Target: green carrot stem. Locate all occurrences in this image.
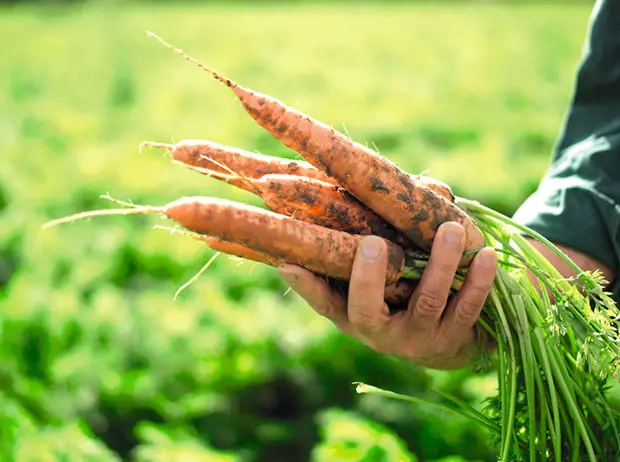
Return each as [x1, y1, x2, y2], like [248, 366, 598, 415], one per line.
[490, 286, 518, 461]
[547, 348, 597, 461]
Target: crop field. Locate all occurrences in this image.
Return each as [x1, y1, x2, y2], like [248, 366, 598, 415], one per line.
[0, 2, 610, 461]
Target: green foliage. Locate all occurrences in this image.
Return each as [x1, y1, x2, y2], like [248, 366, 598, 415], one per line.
[0, 1, 609, 461]
[312, 409, 416, 462]
[13, 421, 121, 462]
[312, 409, 483, 462]
[133, 423, 240, 462]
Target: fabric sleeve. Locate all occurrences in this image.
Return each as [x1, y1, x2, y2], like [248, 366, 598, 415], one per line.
[512, 0, 620, 302]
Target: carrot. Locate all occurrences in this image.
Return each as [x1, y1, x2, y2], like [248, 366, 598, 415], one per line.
[147, 33, 484, 264]
[161, 223, 415, 306]
[178, 224, 417, 308]
[45, 196, 405, 284]
[412, 175, 454, 202]
[142, 139, 339, 186]
[197, 228, 419, 309]
[177, 162, 412, 247]
[200, 230, 417, 307]
[155, 225, 284, 266]
[203, 236, 284, 267]
[142, 139, 454, 202]
[164, 197, 405, 283]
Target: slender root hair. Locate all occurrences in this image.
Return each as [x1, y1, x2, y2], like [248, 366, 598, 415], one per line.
[146, 31, 236, 87]
[42, 195, 162, 229]
[171, 160, 261, 196]
[139, 141, 174, 153]
[153, 224, 210, 246]
[197, 154, 239, 177]
[173, 251, 221, 301]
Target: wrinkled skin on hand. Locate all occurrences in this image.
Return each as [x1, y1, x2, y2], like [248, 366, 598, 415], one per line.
[278, 222, 498, 370]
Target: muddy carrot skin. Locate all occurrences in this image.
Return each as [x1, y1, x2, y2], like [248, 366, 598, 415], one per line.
[231, 92, 484, 262]
[145, 139, 454, 202]
[413, 175, 455, 202]
[147, 34, 483, 264]
[202, 236, 284, 267]
[195, 232, 414, 306]
[162, 197, 405, 284]
[144, 139, 339, 185]
[178, 165, 412, 247]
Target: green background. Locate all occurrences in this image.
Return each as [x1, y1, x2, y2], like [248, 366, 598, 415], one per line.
[0, 2, 607, 461]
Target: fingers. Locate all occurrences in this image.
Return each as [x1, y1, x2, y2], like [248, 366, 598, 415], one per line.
[278, 235, 392, 339]
[409, 222, 465, 330]
[441, 247, 497, 341]
[278, 264, 349, 331]
[347, 235, 391, 335]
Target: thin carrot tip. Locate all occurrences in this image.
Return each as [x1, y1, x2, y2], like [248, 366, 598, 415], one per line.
[145, 30, 236, 88]
[139, 141, 173, 154]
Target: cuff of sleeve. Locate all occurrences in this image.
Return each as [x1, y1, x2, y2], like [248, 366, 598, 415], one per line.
[513, 181, 620, 303]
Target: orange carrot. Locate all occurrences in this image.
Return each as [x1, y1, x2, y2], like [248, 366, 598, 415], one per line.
[163, 224, 415, 305]
[199, 228, 417, 306]
[147, 33, 484, 264]
[142, 139, 339, 186]
[45, 196, 406, 284]
[206, 237, 283, 266]
[162, 197, 405, 283]
[156, 225, 284, 266]
[178, 164, 412, 247]
[142, 139, 454, 202]
[413, 175, 455, 202]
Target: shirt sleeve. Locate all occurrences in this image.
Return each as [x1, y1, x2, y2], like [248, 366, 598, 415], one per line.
[512, 0, 620, 302]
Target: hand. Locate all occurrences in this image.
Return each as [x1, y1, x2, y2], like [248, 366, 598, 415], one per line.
[278, 222, 498, 370]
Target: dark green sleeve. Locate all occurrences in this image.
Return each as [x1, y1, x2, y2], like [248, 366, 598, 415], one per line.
[512, 0, 620, 302]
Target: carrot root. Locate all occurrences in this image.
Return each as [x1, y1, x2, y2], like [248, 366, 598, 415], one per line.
[140, 141, 174, 153]
[173, 251, 220, 301]
[147, 34, 483, 264]
[147, 138, 339, 186]
[176, 162, 412, 246]
[42, 202, 161, 229]
[44, 194, 405, 284]
[163, 196, 405, 284]
[146, 31, 234, 87]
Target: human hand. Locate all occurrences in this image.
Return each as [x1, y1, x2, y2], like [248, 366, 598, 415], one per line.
[278, 222, 498, 370]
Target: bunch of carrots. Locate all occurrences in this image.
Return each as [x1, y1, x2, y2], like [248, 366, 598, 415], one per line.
[45, 33, 620, 461]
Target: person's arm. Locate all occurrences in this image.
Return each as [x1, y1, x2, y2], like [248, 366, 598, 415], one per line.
[513, 0, 620, 300]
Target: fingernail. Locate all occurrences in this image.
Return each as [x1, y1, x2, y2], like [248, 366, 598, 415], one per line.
[278, 265, 299, 286]
[479, 249, 497, 268]
[361, 237, 383, 262]
[442, 224, 463, 246]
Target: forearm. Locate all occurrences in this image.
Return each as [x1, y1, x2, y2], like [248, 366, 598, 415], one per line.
[512, 0, 620, 304]
[528, 239, 616, 289]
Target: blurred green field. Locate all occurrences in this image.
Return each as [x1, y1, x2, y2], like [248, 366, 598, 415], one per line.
[0, 2, 595, 461]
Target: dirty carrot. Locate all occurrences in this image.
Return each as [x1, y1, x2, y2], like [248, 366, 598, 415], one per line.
[164, 197, 405, 283]
[412, 175, 455, 202]
[141, 139, 339, 185]
[142, 139, 453, 202]
[158, 223, 417, 307]
[177, 162, 412, 246]
[44, 196, 406, 284]
[157, 224, 285, 267]
[202, 236, 284, 267]
[147, 32, 483, 264]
